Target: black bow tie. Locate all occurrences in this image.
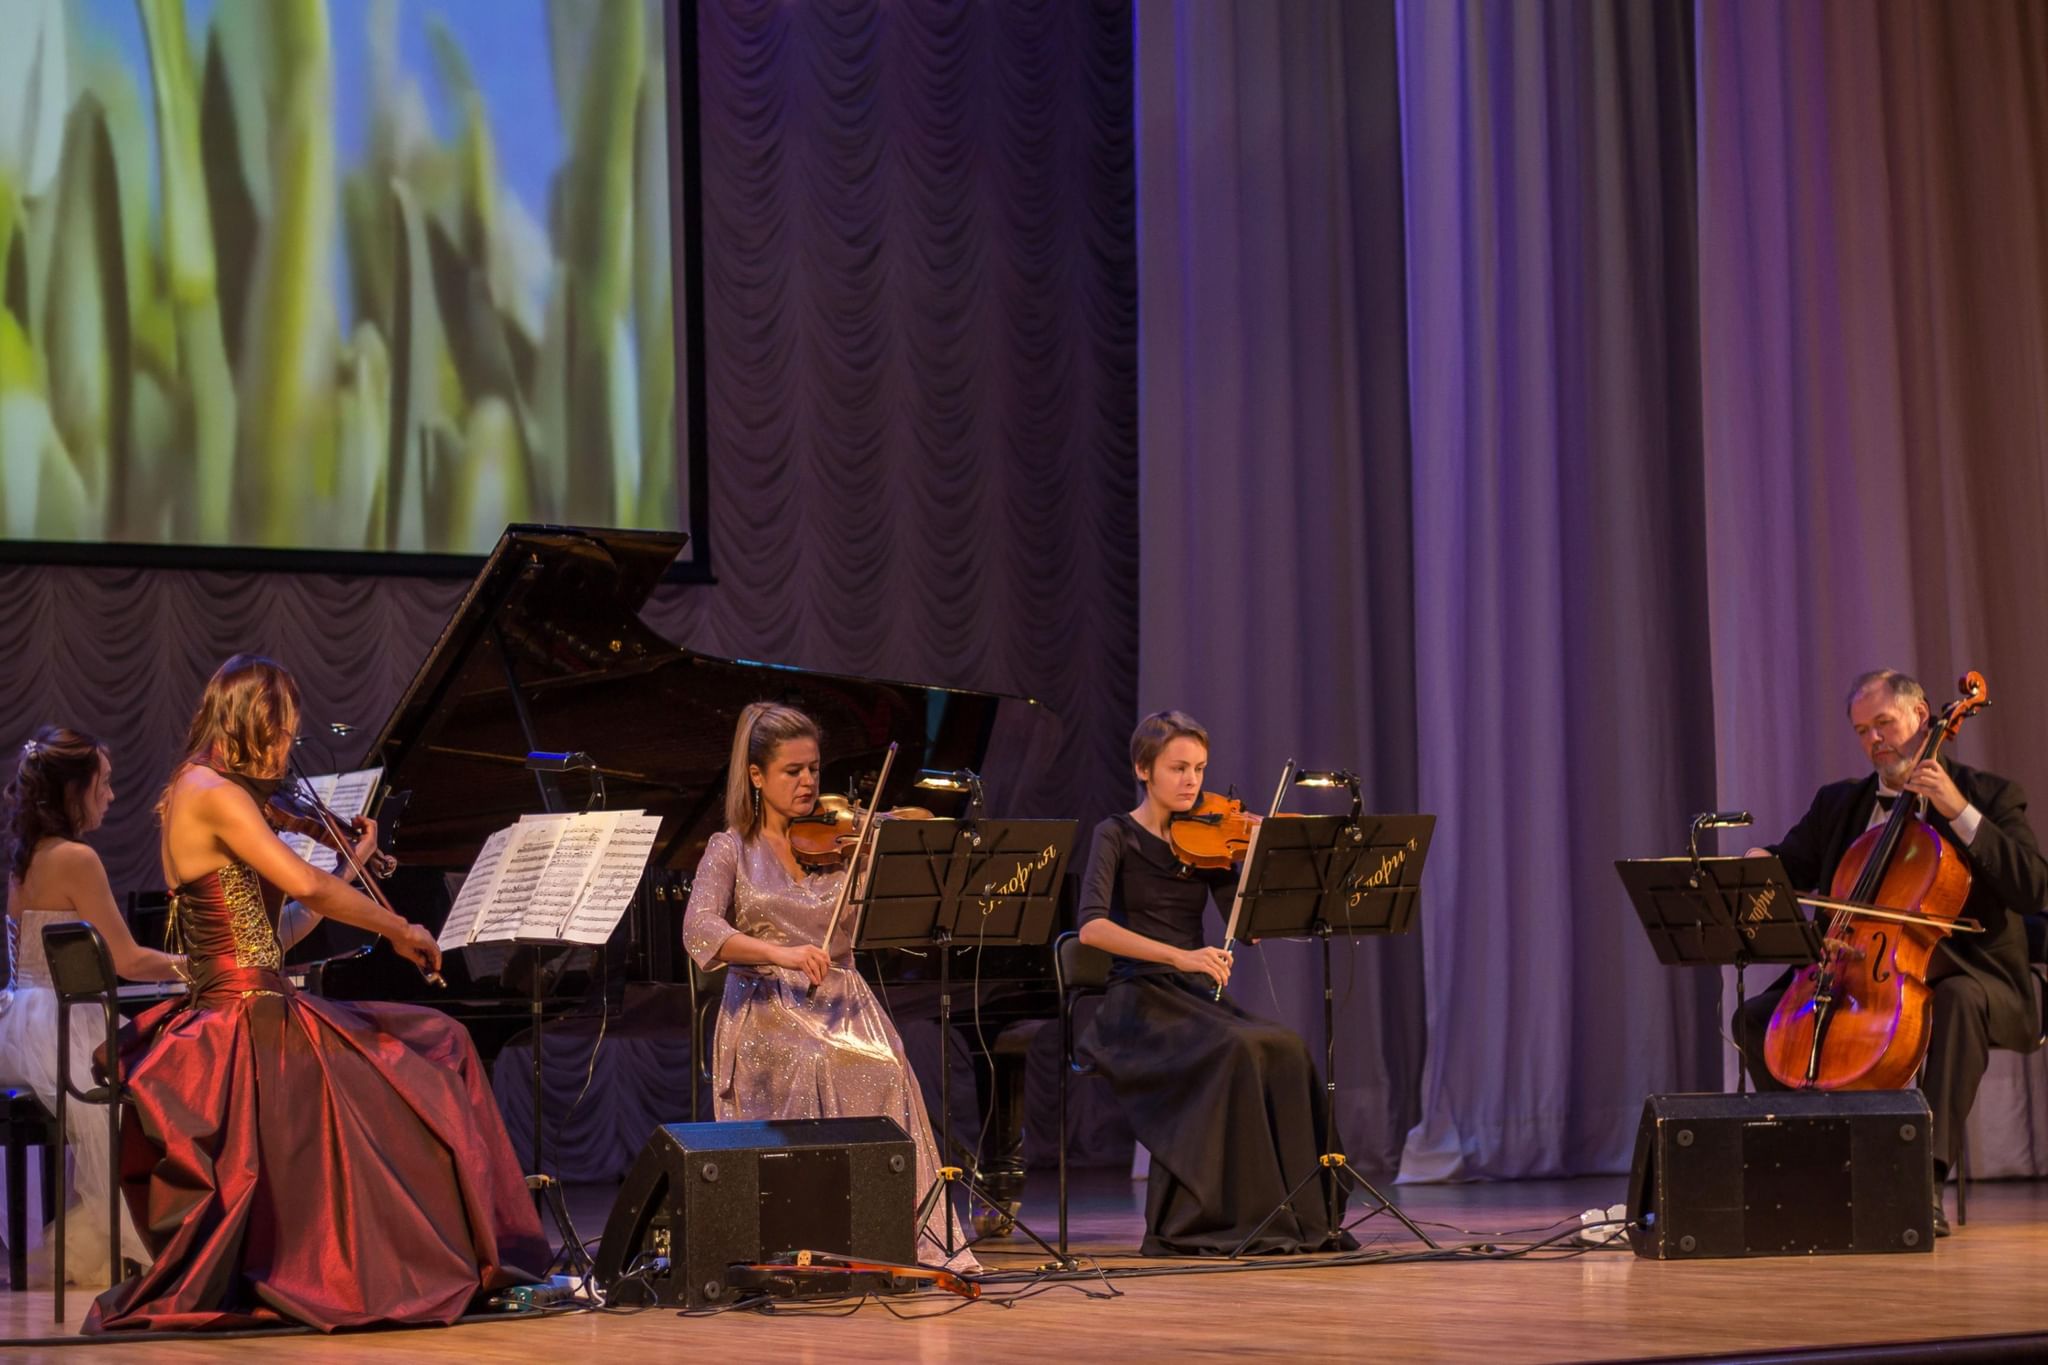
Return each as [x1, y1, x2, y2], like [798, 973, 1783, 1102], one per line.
[1875, 792, 1898, 812]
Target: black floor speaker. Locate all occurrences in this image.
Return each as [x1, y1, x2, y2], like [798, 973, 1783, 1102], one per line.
[592, 1116, 917, 1306]
[1626, 1091, 1934, 1259]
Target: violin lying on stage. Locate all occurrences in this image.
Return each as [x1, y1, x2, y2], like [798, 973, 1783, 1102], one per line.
[729, 1248, 978, 1301]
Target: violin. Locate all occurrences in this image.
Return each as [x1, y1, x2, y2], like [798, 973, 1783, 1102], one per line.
[733, 1248, 978, 1300]
[1168, 790, 1257, 870]
[788, 792, 935, 869]
[261, 779, 399, 880]
[261, 765, 443, 991]
[1763, 671, 1990, 1090]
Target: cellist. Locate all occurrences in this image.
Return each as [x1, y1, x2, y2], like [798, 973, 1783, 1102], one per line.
[1733, 670, 2048, 1235]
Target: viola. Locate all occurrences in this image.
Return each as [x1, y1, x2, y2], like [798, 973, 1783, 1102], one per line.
[788, 793, 934, 869]
[1168, 790, 1257, 870]
[809, 743, 902, 990]
[1763, 671, 1990, 1090]
[733, 1248, 978, 1300]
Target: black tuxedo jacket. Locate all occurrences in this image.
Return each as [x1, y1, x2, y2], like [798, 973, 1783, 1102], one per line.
[1769, 756, 2047, 1054]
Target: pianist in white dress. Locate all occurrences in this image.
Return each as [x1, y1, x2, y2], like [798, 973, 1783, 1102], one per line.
[0, 728, 187, 1285]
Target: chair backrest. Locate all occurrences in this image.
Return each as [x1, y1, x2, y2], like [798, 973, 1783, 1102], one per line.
[1054, 930, 1112, 995]
[41, 920, 117, 1005]
[689, 956, 727, 1085]
[39, 920, 121, 1106]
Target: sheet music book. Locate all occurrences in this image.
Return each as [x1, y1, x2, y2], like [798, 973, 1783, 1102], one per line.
[439, 810, 661, 951]
[277, 767, 383, 873]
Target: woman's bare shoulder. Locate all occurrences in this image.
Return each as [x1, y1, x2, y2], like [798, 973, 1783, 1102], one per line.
[33, 837, 105, 877]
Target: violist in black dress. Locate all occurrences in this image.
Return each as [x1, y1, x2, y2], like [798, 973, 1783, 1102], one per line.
[1075, 711, 1343, 1256]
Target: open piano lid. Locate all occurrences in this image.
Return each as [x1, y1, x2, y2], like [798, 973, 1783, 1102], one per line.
[365, 526, 1055, 870]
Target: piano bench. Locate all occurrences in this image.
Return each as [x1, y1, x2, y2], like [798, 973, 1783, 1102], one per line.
[3, 1089, 61, 1291]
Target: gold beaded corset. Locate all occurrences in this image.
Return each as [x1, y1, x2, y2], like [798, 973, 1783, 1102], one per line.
[166, 861, 282, 972]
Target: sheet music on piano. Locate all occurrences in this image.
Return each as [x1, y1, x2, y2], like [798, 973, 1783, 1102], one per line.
[439, 811, 661, 953]
[277, 767, 383, 873]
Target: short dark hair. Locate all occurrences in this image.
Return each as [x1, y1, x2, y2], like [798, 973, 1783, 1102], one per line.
[1129, 710, 1209, 775]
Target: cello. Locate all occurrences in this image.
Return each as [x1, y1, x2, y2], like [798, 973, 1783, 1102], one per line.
[1762, 672, 1991, 1090]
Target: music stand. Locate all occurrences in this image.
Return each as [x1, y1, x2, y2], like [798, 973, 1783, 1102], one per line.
[1223, 812, 1439, 1255]
[1614, 854, 1821, 1093]
[849, 817, 1076, 1266]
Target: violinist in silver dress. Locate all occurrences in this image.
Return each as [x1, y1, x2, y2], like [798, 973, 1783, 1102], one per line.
[681, 703, 975, 1270]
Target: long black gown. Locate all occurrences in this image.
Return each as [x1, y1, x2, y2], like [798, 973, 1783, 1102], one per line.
[1075, 813, 1342, 1255]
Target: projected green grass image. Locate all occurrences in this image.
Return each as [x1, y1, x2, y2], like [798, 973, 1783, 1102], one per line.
[0, 0, 682, 555]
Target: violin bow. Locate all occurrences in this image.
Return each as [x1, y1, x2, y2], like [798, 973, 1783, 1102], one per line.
[813, 742, 899, 987]
[1215, 759, 1296, 1001]
[288, 762, 446, 990]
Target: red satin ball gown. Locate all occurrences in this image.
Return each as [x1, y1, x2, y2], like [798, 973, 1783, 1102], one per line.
[85, 860, 548, 1332]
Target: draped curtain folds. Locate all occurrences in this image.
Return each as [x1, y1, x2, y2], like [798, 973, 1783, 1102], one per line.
[1697, 0, 2048, 1177]
[9, 0, 2048, 1185]
[1393, 0, 1722, 1178]
[1137, 0, 2047, 1179]
[3, 0, 1140, 924]
[1135, 0, 1424, 1179]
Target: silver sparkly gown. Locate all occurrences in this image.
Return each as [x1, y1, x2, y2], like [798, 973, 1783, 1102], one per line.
[682, 830, 973, 1270]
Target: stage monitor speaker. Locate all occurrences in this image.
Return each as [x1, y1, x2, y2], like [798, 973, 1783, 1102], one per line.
[592, 1116, 917, 1307]
[1627, 1091, 1933, 1259]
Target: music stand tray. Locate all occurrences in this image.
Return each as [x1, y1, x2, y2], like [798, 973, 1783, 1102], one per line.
[1225, 812, 1438, 1254]
[849, 818, 1076, 1266]
[1615, 854, 1821, 1093]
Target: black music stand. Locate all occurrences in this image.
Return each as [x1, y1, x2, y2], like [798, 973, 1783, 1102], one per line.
[850, 817, 1076, 1266]
[1224, 812, 1439, 1255]
[1614, 854, 1822, 1094]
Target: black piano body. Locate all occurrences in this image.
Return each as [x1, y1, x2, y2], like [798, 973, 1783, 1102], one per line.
[311, 526, 1066, 1191]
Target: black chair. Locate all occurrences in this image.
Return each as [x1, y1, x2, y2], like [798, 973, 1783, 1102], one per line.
[41, 921, 127, 1322]
[686, 956, 726, 1122]
[1950, 913, 2048, 1228]
[2, 1088, 60, 1291]
[1052, 930, 1112, 1257]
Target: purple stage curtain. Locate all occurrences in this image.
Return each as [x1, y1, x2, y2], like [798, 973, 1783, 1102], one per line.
[1139, 0, 1723, 1180]
[1394, 0, 1720, 1178]
[0, 564, 464, 893]
[1, 0, 1138, 896]
[1133, 0, 1425, 1180]
[1697, 0, 2048, 1177]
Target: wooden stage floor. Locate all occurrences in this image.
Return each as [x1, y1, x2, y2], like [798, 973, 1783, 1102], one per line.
[4, 1171, 2044, 1362]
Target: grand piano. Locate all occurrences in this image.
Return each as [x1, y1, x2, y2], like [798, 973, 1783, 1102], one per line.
[326, 525, 1068, 1197]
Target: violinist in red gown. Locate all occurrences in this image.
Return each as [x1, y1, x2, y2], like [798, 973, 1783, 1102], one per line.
[88, 655, 547, 1332]
[1732, 670, 2048, 1235]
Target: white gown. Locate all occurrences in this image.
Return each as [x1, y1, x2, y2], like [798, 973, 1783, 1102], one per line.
[0, 910, 150, 1285]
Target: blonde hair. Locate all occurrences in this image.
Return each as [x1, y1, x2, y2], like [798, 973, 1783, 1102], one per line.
[725, 703, 822, 838]
[1129, 709, 1209, 779]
